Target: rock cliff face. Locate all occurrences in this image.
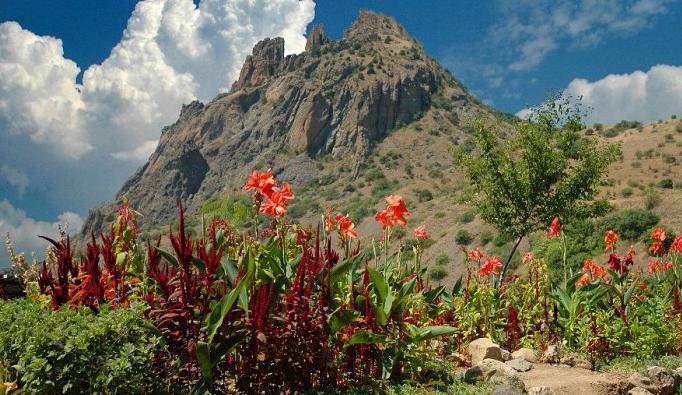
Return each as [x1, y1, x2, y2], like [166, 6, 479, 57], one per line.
[80, 10, 482, 235]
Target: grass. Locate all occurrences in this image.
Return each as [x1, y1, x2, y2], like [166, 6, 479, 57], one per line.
[602, 355, 682, 376]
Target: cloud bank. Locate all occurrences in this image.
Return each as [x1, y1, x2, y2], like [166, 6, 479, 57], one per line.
[517, 64, 682, 124]
[0, 0, 315, 263]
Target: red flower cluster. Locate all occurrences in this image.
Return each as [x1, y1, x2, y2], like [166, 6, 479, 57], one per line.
[478, 256, 502, 277]
[648, 259, 672, 274]
[576, 273, 591, 289]
[413, 225, 428, 240]
[374, 195, 410, 229]
[604, 230, 618, 251]
[648, 228, 667, 256]
[522, 252, 534, 264]
[468, 248, 484, 262]
[547, 217, 562, 238]
[244, 169, 294, 217]
[327, 212, 357, 241]
[608, 253, 634, 275]
[582, 258, 607, 280]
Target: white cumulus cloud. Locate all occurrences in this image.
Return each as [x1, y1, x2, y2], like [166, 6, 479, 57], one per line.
[564, 64, 682, 124]
[0, 199, 83, 265]
[0, 0, 315, 161]
[0, 165, 29, 196]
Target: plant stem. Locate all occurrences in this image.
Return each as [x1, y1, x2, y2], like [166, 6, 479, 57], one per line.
[498, 236, 523, 287]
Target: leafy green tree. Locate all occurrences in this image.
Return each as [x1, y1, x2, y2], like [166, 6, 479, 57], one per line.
[453, 97, 620, 285]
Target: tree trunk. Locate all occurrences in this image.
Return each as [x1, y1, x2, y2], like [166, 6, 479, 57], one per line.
[497, 236, 523, 287]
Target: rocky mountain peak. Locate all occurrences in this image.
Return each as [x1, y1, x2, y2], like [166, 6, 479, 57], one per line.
[344, 9, 410, 43]
[305, 24, 329, 52]
[80, 10, 485, 237]
[232, 37, 285, 90]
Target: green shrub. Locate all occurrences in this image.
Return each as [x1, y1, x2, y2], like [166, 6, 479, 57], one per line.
[644, 187, 662, 210]
[658, 178, 674, 189]
[479, 230, 493, 246]
[0, 299, 166, 394]
[429, 267, 448, 281]
[598, 208, 659, 241]
[621, 187, 633, 198]
[434, 253, 450, 266]
[455, 229, 473, 245]
[456, 210, 476, 224]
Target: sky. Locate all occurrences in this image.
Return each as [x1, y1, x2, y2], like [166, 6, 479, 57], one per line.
[0, 0, 681, 265]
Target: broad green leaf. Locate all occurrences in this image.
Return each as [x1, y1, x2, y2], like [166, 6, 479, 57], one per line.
[205, 274, 249, 343]
[347, 330, 386, 346]
[367, 266, 388, 303]
[196, 341, 212, 381]
[192, 257, 207, 272]
[413, 325, 458, 341]
[155, 247, 179, 268]
[328, 308, 360, 335]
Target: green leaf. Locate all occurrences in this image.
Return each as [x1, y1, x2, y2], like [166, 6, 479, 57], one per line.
[155, 247, 179, 268]
[328, 308, 359, 335]
[205, 274, 249, 343]
[330, 253, 363, 284]
[367, 266, 388, 302]
[192, 257, 207, 272]
[413, 325, 458, 341]
[347, 330, 386, 346]
[116, 252, 128, 268]
[196, 341, 212, 381]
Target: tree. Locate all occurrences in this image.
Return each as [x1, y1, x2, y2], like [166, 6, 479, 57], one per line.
[453, 97, 620, 286]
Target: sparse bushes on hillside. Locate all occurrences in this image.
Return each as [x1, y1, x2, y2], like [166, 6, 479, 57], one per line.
[455, 229, 473, 245]
[598, 208, 659, 240]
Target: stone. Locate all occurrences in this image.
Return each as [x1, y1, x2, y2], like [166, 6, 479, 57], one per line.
[528, 387, 556, 395]
[541, 344, 561, 364]
[492, 383, 524, 395]
[501, 349, 512, 361]
[512, 347, 539, 363]
[450, 352, 467, 365]
[559, 353, 593, 370]
[305, 24, 329, 52]
[627, 370, 676, 395]
[506, 357, 532, 372]
[628, 388, 654, 395]
[468, 338, 503, 366]
[464, 359, 525, 390]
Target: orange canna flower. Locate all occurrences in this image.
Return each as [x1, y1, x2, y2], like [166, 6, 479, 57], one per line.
[273, 182, 295, 201]
[604, 230, 619, 251]
[468, 248, 484, 261]
[413, 225, 428, 240]
[334, 213, 357, 241]
[547, 217, 561, 238]
[576, 273, 591, 289]
[651, 228, 666, 242]
[649, 241, 665, 256]
[582, 258, 607, 280]
[478, 256, 502, 277]
[259, 191, 288, 217]
[374, 209, 394, 230]
[244, 169, 276, 197]
[670, 236, 682, 254]
[385, 195, 410, 226]
[522, 252, 534, 264]
[324, 208, 334, 233]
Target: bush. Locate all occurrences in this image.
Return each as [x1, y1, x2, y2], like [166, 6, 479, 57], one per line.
[456, 210, 476, 224]
[644, 187, 662, 210]
[621, 187, 633, 198]
[658, 178, 674, 189]
[598, 208, 660, 241]
[429, 267, 448, 281]
[0, 299, 166, 394]
[434, 253, 450, 266]
[455, 229, 473, 245]
[479, 230, 493, 246]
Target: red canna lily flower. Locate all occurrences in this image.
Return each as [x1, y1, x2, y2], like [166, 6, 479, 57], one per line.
[260, 190, 289, 217]
[468, 248, 484, 261]
[583, 258, 607, 280]
[374, 209, 394, 230]
[273, 182, 295, 201]
[670, 236, 682, 254]
[324, 208, 334, 233]
[478, 256, 502, 277]
[334, 213, 357, 241]
[413, 225, 428, 240]
[547, 217, 561, 238]
[522, 252, 534, 264]
[244, 169, 276, 197]
[651, 228, 666, 242]
[608, 253, 633, 275]
[638, 284, 648, 290]
[385, 195, 410, 225]
[649, 241, 665, 256]
[576, 273, 591, 289]
[604, 230, 619, 251]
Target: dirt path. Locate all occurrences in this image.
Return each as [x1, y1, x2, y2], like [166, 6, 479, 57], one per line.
[518, 364, 628, 395]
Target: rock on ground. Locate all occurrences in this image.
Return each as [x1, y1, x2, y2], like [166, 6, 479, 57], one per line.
[528, 386, 556, 395]
[518, 363, 628, 395]
[512, 347, 539, 363]
[468, 338, 503, 366]
[506, 357, 532, 372]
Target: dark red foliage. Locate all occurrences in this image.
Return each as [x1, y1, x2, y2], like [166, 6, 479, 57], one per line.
[504, 305, 522, 350]
[608, 253, 633, 275]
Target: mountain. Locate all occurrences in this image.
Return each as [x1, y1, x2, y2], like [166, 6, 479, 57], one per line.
[80, 10, 508, 239]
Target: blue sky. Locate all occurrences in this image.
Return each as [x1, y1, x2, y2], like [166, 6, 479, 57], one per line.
[0, 0, 681, 264]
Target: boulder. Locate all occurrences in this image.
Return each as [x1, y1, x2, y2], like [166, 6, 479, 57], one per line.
[464, 359, 525, 390]
[450, 352, 467, 365]
[540, 344, 561, 364]
[468, 338, 503, 365]
[512, 347, 539, 363]
[492, 383, 524, 395]
[628, 388, 654, 395]
[627, 370, 676, 395]
[559, 353, 593, 370]
[506, 357, 532, 372]
[528, 387, 556, 395]
[501, 349, 512, 361]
